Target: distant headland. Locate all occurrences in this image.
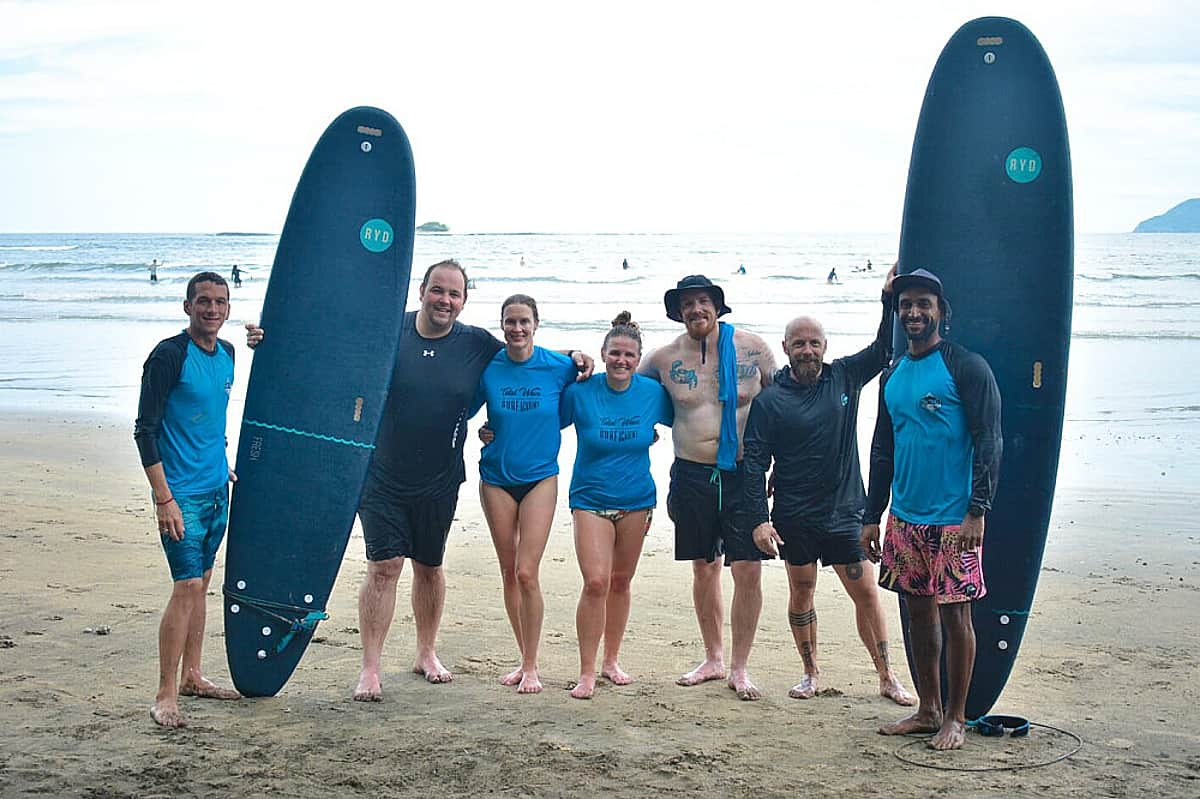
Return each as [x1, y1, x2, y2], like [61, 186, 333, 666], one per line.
[417, 221, 449, 233]
[1133, 199, 1200, 233]
[214, 232, 274, 237]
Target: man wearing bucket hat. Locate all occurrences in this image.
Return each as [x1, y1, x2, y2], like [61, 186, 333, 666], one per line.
[861, 268, 1003, 751]
[639, 275, 777, 700]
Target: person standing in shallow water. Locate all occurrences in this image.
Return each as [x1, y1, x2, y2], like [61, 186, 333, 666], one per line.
[638, 275, 777, 700]
[559, 311, 673, 699]
[862, 268, 1002, 751]
[134, 271, 241, 727]
[743, 265, 915, 707]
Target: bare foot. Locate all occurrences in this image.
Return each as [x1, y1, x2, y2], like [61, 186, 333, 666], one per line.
[727, 669, 762, 701]
[601, 662, 633, 686]
[517, 670, 543, 694]
[928, 719, 967, 750]
[676, 658, 725, 687]
[879, 673, 917, 706]
[788, 673, 819, 699]
[179, 677, 241, 700]
[412, 653, 452, 684]
[500, 666, 523, 687]
[150, 702, 186, 728]
[570, 674, 596, 699]
[353, 670, 383, 702]
[878, 711, 941, 736]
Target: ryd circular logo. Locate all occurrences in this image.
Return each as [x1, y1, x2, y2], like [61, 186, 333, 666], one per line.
[1005, 147, 1042, 184]
[360, 218, 394, 253]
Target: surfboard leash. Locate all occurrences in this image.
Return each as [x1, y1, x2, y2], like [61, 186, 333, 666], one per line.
[223, 588, 330, 656]
[892, 720, 1082, 771]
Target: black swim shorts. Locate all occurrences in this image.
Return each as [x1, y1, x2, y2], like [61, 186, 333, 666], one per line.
[667, 458, 761, 564]
[358, 490, 459, 568]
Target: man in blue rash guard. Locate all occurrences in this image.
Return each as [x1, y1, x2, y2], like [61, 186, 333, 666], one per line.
[743, 265, 915, 707]
[862, 268, 1003, 751]
[134, 271, 241, 728]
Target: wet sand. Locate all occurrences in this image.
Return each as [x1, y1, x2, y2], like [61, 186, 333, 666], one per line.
[1, 412, 1197, 797]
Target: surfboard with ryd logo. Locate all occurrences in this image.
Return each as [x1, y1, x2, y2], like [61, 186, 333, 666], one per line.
[894, 17, 1073, 720]
[223, 107, 416, 697]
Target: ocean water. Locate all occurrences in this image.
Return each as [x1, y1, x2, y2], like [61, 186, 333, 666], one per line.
[1, 231, 1197, 499]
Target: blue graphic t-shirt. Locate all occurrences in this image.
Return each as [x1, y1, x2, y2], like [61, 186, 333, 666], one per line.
[560, 373, 674, 511]
[883, 349, 973, 524]
[472, 346, 577, 486]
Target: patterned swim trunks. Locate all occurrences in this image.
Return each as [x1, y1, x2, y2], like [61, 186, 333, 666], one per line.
[877, 514, 986, 604]
[586, 508, 654, 527]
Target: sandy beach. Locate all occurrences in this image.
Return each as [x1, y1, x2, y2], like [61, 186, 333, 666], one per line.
[1, 410, 1197, 798]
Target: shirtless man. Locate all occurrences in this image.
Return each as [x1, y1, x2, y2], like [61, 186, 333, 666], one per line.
[639, 275, 776, 700]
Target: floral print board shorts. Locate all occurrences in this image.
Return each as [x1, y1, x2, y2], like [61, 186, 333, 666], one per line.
[877, 514, 986, 604]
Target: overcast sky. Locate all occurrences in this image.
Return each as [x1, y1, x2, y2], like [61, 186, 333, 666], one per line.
[1, 0, 1197, 234]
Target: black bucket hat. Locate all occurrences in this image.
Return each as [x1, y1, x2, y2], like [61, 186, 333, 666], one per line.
[664, 275, 732, 322]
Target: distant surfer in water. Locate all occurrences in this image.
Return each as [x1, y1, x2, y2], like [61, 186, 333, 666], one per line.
[826, 268, 838, 284]
[743, 265, 915, 707]
[622, 258, 629, 270]
[638, 275, 777, 700]
[736, 264, 747, 275]
[149, 259, 159, 283]
[246, 261, 592, 700]
[862, 268, 1002, 750]
[134, 271, 242, 727]
[230, 264, 242, 288]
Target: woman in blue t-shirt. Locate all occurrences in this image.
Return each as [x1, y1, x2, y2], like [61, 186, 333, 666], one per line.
[559, 311, 673, 699]
[473, 294, 578, 694]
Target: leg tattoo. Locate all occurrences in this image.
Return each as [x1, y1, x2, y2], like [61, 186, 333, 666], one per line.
[788, 609, 816, 628]
[845, 562, 863, 580]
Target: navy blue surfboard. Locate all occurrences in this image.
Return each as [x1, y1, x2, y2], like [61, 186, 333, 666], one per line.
[894, 18, 1073, 720]
[223, 107, 416, 697]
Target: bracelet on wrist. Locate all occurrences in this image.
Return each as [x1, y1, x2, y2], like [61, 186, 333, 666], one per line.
[155, 496, 175, 506]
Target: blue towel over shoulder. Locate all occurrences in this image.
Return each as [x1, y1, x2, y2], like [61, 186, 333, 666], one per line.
[716, 322, 738, 471]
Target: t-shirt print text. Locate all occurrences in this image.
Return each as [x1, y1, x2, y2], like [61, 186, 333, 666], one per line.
[502, 385, 542, 412]
[599, 414, 642, 443]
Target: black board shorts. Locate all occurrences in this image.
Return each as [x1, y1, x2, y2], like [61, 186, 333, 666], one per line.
[773, 517, 865, 567]
[666, 458, 761, 564]
[358, 490, 459, 568]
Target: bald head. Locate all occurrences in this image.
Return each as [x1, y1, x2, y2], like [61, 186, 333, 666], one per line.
[785, 316, 826, 343]
[783, 316, 827, 384]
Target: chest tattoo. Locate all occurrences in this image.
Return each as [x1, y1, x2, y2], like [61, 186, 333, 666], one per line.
[736, 361, 759, 380]
[669, 360, 698, 389]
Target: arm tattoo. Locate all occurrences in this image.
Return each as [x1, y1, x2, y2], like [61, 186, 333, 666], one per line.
[845, 562, 863, 580]
[788, 609, 816, 628]
[736, 362, 760, 380]
[669, 360, 698, 389]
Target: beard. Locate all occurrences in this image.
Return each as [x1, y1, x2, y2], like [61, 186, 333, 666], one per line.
[790, 357, 822, 382]
[903, 316, 937, 343]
